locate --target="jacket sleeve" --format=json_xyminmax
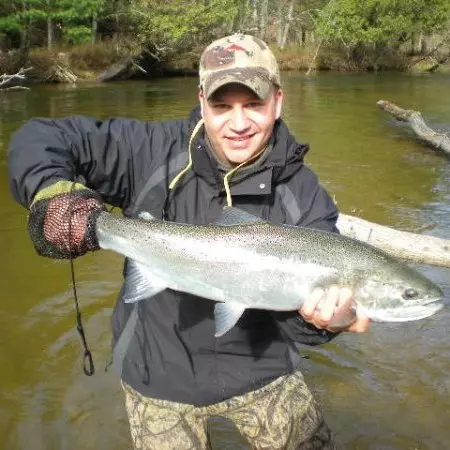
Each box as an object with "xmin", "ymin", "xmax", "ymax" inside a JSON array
[
  {"xmin": 275, "ymin": 312, "xmax": 338, "ymax": 345},
  {"xmin": 7, "ymin": 115, "xmax": 182, "ymax": 210},
  {"xmin": 274, "ymin": 164, "xmax": 341, "ymax": 345}
]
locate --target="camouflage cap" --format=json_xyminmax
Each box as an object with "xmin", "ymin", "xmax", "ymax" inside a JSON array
[{"xmin": 199, "ymin": 33, "xmax": 281, "ymax": 100}]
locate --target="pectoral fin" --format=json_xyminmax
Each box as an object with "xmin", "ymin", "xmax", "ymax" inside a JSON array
[
  {"xmin": 214, "ymin": 302, "xmax": 247, "ymax": 337},
  {"xmin": 123, "ymin": 259, "xmax": 167, "ymax": 303}
]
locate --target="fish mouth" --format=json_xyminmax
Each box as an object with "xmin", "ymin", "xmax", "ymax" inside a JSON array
[{"xmin": 368, "ymin": 298, "xmax": 444, "ymax": 323}]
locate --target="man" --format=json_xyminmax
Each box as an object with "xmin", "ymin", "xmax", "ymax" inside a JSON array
[{"xmin": 8, "ymin": 33, "xmax": 369, "ymax": 449}]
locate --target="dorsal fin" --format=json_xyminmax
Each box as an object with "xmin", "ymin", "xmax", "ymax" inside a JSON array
[
  {"xmin": 213, "ymin": 206, "xmax": 267, "ymax": 226},
  {"xmin": 137, "ymin": 211, "xmax": 156, "ymax": 221}
]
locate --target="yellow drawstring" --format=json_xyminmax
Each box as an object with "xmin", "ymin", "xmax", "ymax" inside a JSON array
[
  {"xmin": 168, "ymin": 117, "xmax": 266, "ymax": 208},
  {"xmin": 169, "ymin": 118, "xmax": 205, "ymax": 190},
  {"xmin": 223, "ymin": 146, "xmax": 266, "ymax": 207}
]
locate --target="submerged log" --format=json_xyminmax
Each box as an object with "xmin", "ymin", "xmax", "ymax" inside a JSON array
[
  {"xmin": 338, "ymin": 213, "xmax": 450, "ymax": 268},
  {"xmin": 377, "ymin": 99, "xmax": 450, "ymax": 157}
]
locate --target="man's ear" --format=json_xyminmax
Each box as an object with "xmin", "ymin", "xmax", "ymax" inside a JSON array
[
  {"xmin": 275, "ymin": 88, "xmax": 284, "ymax": 119},
  {"xmin": 198, "ymin": 89, "xmax": 205, "ymax": 117}
]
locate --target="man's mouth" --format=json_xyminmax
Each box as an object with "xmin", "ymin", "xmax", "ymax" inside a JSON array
[
  {"xmin": 227, "ymin": 134, "xmax": 255, "ymax": 142},
  {"xmin": 226, "ymin": 134, "xmax": 256, "ymax": 149}
]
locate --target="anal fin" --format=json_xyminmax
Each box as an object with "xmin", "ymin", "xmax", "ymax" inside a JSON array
[{"xmin": 214, "ymin": 302, "xmax": 247, "ymax": 337}]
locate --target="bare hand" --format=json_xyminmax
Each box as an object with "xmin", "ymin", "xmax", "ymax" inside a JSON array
[{"xmin": 299, "ymin": 287, "xmax": 370, "ymax": 333}]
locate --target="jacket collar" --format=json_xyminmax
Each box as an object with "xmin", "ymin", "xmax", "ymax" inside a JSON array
[{"xmin": 187, "ymin": 106, "xmax": 309, "ymax": 195}]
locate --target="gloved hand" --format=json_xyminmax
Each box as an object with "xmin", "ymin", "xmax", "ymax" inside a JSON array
[{"xmin": 28, "ymin": 181, "xmax": 106, "ymax": 259}]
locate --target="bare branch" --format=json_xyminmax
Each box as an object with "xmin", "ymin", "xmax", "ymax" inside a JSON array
[
  {"xmin": 305, "ymin": 0, "xmax": 337, "ymax": 76},
  {"xmin": 377, "ymin": 99, "xmax": 450, "ymax": 157},
  {"xmin": 132, "ymin": 62, "xmax": 147, "ymax": 74}
]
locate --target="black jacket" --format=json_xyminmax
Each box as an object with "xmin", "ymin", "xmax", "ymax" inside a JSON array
[{"xmin": 8, "ymin": 107, "xmax": 340, "ymax": 406}]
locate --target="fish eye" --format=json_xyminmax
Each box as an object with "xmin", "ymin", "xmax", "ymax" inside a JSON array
[{"xmin": 403, "ymin": 288, "xmax": 419, "ymax": 300}]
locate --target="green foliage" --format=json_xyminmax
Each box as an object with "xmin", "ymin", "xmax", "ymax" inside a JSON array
[
  {"xmin": 62, "ymin": 25, "xmax": 92, "ymax": 44},
  {"xmin": 317, "ymin": 0, "xmax": 450, "ymax": 47},
  {"xmin": 52, "ymin": 0, "xmax": 104, "ymax": 21},
  {"xmin": 0, "ymin": 15, "xmax": 21, "ymax": 34},
  {"xmin": 0, "ymin": 0, "xmax": 46, "ymax": 34},
  {"xmin": 52, "ymin": 0, "xmax": 105, "ymax": 44},
  {"xmin": 0, "ymin": 0, "xmax": 105, "ymax": 46},
  {"xmin": 131, "ymin": 0, "xmax": 239, "ymax": 58}
]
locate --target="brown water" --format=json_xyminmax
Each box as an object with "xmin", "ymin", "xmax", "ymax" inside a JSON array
[{"xmin": 0, "ymin": 73, "xmax": 449, "ymax": 450}]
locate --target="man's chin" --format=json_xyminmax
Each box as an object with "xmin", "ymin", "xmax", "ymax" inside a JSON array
[{"xmin": 224, "ymin": 149, "xmax": 258, "ymax": 166}]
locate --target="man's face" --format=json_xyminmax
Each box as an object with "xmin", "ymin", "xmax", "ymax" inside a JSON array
[{"xmin": 199, "ymin": 83, "xmax": 284, "ymax": 167}]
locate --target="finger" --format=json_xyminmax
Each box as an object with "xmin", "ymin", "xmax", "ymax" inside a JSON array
[
  {"xmin": 301, "ymin": 288, "xmax": 324, "ymax": 319},
  {"xmin": 317, "ymin": 285, "xmax": 340, "ymax": 323},
  {"xmin": 337, "ymin": 287, "xmax": 352, "ymax": 308},
  {"xmin": 323, "ymin": 287, "xmax": 356, "ymax": 330}
]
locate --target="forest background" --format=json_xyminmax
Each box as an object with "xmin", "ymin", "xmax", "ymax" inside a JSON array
[{"xmin": 1, "ymin": 0, "xmax": 450, "ymax": 83}]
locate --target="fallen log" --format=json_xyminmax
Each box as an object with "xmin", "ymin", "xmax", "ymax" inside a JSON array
[
  {"xmin": 0, "ymin": 67, "xmax": 33, "ymax": 90},
  {"xmin": 97, "ymin": 56, "xmax": 136, "ymax": 82},
  {"xmin": 377, "ymin": 99, "xmax": 450, "ymax": 157},
  {"xmin": 337, "ymin": 213, "xmax": 450, "ymax": 268}
]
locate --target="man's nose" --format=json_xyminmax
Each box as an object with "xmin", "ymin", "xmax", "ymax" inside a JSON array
[{"xmin": 229, "ymin": 107, "xmax": 250, "ymax": 131}]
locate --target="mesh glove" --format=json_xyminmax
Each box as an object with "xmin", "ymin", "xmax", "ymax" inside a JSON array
[{"xmin": 28, "ymin": 181, "xmax": 106, "ymax": 259}]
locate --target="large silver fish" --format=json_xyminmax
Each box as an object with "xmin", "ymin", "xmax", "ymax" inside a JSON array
[{"xmin": 95, "ymin": 207, "xmax": 444, "ymax": 337}]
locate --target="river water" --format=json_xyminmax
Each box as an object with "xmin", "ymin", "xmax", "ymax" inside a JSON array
[{"xmin": 0, "ymin": 73, "xmax": 449, "ymax": 450}]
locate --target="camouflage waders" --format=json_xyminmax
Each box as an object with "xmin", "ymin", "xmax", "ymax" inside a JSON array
[{"xmin": 123, "ymin": 371, "xmax": 336, "ymax": 450}]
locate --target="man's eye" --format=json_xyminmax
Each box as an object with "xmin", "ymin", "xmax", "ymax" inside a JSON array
[
  {"xmin": 211, "ymin": 103, "xmax": 228, "ymax": 110},
  {"xmin": 247, "ymin": 102, "xmax": 263, "ymax": 109}
]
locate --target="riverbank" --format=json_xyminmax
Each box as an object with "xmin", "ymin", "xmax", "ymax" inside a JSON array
[{"xmin": 1, "ymin": 40, "xmax": 449, "ymax": 86}]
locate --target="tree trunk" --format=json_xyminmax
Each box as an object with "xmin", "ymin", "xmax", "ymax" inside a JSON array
[
  {"xmin": 275, "ymin": 1, "xmax": 284, "ymax": 46},
  {"xmin": 259, "ymin": 0, "xmax": 269, "ymax": 40},
  {"xmin": 411, "ymin": 32, "xmax": 423, "ymax": 55},
  {"xmin": 252, "ymin": 0, "xmax": 258, "ymax": 28},
  {"xmin": 337, "ymin": 213, "xmax": 450, "ymax": 268},
  {"xmin": 306, "ymin": 39, "xmax": 323, "ymax": 75},
  {"xmin": 233, "ymin": 0, "xmax": 250, "ymax": 32},
  {"xmin": 47, "ymin": 17, "xmax": 53, "ymax": 51},
  {"xmin": 19, "ymin": 1, "xmax": 30, "ymax": 66},
  {"xmin": 377, "ymin": 99, "xmax": 450, "ymax": 157},
  {"xmin": 19, "ymin": 24, "xmax": 30, "ymax": 65},
  {"xmin": 280, "ymin": 0, "xmax": 294, "ymax": 50},
  {"xmin": 92, "ymin": 13, "xmax": 98, "ymax": 44}
]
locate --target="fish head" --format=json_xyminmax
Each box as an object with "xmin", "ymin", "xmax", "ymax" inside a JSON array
[{"xmin": 353, "ymin": 262, "xmax": 444, "ymax": 322}]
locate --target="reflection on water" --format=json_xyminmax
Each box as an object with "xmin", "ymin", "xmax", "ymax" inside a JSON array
[{"xmin": 0, "ymin": 73, "xmax": 449, "ymax": 449}]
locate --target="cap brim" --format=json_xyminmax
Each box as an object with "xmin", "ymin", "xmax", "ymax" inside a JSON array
[{"xmin": 203, "ymin": 68, "xmax": 273, "ymax": 100}]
